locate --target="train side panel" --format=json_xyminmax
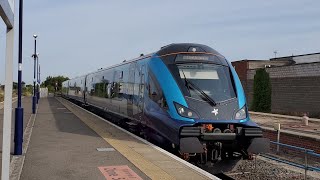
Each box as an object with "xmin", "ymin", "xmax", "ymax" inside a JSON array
[
  {"xmin": 67, "ymin": 76, "xmax": 86, "ymax": 103},
  {"xmin": 84, "ymin": 59, "xmax": 149, "ymax": 124}
]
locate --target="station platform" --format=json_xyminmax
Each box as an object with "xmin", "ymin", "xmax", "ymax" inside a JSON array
[
  {"xmin": 250, "ymin": 111, "xmax": 320, "ymax": 139},
  {"xmin": 0, "ymin": 97, "xmax": 32, "ymax": 173},
  {"xmin": 8, "ymin": 97, "xmax": 218, "ymax": 180},
  {"xmin": 250, "ymin": 111, "xmax": 320, "ymax": 154}
]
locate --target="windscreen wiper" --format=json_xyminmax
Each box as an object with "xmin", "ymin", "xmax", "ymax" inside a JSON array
[
  {"xmin": 181, "ymin": 70, "xmax": 191, "ymax": 94},
  {"xmin": 181, "ymin": 70, "xmax": 217, "ymax": 106}
]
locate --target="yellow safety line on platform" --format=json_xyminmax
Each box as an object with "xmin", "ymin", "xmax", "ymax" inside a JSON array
[{"xmin": 60, "ymin": 98, "xmax": 175, "ymax": 180}]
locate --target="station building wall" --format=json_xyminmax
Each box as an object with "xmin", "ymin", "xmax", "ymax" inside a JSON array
[{"xmin": 233, "ymin": 61, "xmax": 320, "ymax": 118}]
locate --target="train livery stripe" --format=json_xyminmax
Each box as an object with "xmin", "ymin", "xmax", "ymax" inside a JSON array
[{"xmin": 148, "ymin": 57, "xmax": 194, "ymax": 122}]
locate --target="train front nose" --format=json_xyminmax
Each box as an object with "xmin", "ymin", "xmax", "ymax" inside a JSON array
[{"xmin": 179, "ymin": 123, "xmax": 268, "ymax": 159}]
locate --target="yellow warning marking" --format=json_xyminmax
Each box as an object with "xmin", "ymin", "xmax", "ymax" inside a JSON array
[{"xmin": 60, "ymin": 99, "xmax": 175, "ymax": 180}]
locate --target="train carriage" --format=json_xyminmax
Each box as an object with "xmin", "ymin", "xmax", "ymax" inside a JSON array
[{"xmin": 62, "ymin": 43, "xmax": 268, "ymax": 161}]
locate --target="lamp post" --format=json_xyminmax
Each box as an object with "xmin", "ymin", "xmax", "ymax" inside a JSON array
[
  {"xmin": 274, "ymin": 50, "xmax": 278, "ymax": 59},
  {"xmin": 36, "ymin": 53, "xmax": 40, "ymax": 103},
  {"xmin": 32, "ymin": 34, "xmax": 37, "ymax": 114},
  {"xmin": 14, "ymin": 0, "xmax": 24, "ymax": 155},
  {"xmin": 38, "ymin": 63, "xmax": 41, "ymax": 98}
]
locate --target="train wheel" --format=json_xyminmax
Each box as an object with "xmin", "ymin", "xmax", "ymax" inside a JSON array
[
  {"xmin": 210, "ymin": 149, "xmax": 219, "ymax": 163},
  {"xmin": 221, "ymin": 150, "xmax": 227, "ymax": 160},
  {"xmin": 181, "ymin": 153, "xmax": 190, "ymax": 161},
  {"xmin": 241, "ymin": 150, "xmax": 254, "ymax": 160},
  {"xmin": 143, "ymin": 128, "xmax": 151, "ymax": 141}
]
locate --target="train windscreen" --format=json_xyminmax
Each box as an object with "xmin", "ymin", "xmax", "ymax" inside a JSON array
[{"xmin": 175, "ymin": 63, "xmax": 236, "ymax": 103}]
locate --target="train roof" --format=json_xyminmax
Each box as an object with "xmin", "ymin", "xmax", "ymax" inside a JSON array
[
  {"xmin": 156, "ymin": 43, "xmax": 223, "ymax": 57},
  {"xmin": 67, "ymin": 43, "xmax": 225, "ymax": 80}
]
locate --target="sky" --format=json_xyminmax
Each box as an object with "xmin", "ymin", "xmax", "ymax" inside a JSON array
[{"xmin": 0, "ymin": 0, "xmax": 320, "ymax": 84}]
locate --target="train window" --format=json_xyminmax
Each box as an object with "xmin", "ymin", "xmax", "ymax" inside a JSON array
[
  {"xmin": 176, "ymin": 63, "xmax": 236, "ymax": 102},
  {"xmin": 119, "ymin": 71, "xmax": 123, "ymax": 79},
  {"xmin": 149, "ymin": 75, "xmax": 159, "ymax": 100},
  {"xmin": 106, "ymin": 84, "xmax": 112, "ymax": 98},
  {"xmin": 94, "ymin": 82, "xmax": 106, "ymax": 97},
  {"xmin": 148, "ymin": 73, "xmax": 167, "ymax": 108}
]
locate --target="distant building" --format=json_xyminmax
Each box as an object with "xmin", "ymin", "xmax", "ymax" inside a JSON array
[
  {"xmin": 231, "ymin": 52, "xmax": 320, "ymax": 118},
  {"xmin": 270, "ymin": 52, "xmax": 320, "ymax": 64},
  {"xmin": 231, "ymin": 59, "xmax": 292, "ymax": 83}
]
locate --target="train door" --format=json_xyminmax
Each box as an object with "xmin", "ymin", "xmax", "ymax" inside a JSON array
[
  {"xmin": 138, "ymin": 64, "xmax": 146, "ymax": 122},
  {"xmin": 127, "ymin": 63, "xmax": 135, "ymax": 117},
  {"xmin": 112, "ymin": 70, "xmax": 118, "ymax": 113},
  {"xmin": 84, "ymin": 76, "xmax": 87, "ymax": 103}
]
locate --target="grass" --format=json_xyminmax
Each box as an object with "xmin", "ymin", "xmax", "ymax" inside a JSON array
[
  {"xmin": 0, "ymin": 89, "xmax": 26, "ymax": 102},
  {"xmin": 0, "ymin": 90, "xmax": 3, "ymax": 102}
]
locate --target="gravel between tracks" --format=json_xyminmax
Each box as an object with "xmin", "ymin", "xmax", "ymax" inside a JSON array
[{"xmin": 228, "ymin": 156, "xmax": 320, "ymax": 180}]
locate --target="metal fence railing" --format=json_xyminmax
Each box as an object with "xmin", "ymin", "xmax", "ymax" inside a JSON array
[{"xmin": 261, "ymin": 141, "xmax": 320, "ymax": 180}]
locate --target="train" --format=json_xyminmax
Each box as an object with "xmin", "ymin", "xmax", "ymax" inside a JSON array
[{"xmin": 62, "ymin": 43, "xmax": 268, "ymax": 162}]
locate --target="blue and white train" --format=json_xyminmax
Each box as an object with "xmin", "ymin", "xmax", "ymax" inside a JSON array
[{"xmin": 62, "ymin": 43, "xmax": 267, "ymax": 161}]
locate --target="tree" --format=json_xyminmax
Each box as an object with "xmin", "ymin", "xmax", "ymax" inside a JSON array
[
  {"xmin": 41, "ymin": 76, "xmax": 69, "ymax": 93},
  {"xmin": 251, "ymin": 68, "xmax": 271, "ymax": 112},
  {"xmin": 22, "ymin": 84, "xmax": 33, "ymax": 96},
  {"xmin": 13, "ymin": 82, "xmax": 18, "ymax": 90}
]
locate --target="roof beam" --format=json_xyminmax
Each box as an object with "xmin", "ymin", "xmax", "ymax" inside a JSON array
[{"xmin": 0, "ymin": 0, "xmax": 14, "ymax": 28}]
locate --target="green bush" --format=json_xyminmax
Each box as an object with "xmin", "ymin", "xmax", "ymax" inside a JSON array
[
  {"xmin": 41, "ymin": 75, "xmax": 69, "ymax": 93},
  {"xmin": 251, "ymin": 68, "xmax": 271, "ymax": 112},
  {"xmin": 22, "ymin": 86, "xmax": 33, "ymax": 97}
]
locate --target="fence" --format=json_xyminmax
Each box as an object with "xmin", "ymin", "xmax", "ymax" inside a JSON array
[
  {"xmin": 40, "ymin": 88, "xmax": 48, "ymax": 98},
  {"xmin": 261, "ymin": 141, "xmax": 320, "ymax": 180}
]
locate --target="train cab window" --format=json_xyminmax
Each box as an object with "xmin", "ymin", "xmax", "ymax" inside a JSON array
[{"xmin": 148, "ymin": 74, "xmax": 168, "ymax": 109}]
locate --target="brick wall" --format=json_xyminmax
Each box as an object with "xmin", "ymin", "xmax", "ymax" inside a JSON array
[
  {"xmin": 232, "ymin": 61, "xmax": 248, "ymax": 81},
  {"xmin": 246, "ymin": 62, "xmax": 320, "ymax": 117},
  {"xmin": 263, "ymin": 129, "xmax": 320, "ymax": 154}
]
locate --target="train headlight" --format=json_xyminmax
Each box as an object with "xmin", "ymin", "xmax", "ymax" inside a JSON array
[
  {"xmin": 235, "ymin": 105, "xmax": 247, "ymax": 120},
  {"xmin": 174, "ymin": 102, "xmax": 199, "ymax": 119},
  {"xmin": 178, "ymin": 107, "xmax": 185, "ymax": 114}
]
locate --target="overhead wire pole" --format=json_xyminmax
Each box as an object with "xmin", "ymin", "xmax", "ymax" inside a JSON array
[{"xmin": 14, "ymin": 0, "xmax": 24, "ymax": 155}]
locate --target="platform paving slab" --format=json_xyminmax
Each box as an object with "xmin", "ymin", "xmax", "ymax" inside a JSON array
[
  {"xmin": 250, "ymin": 112, "xmax": 320, "ymax": 138},
  {"xmin": 20, "ymin": 97, "xmax": 150, "ymax": 180},
  {"xmin": 57, "ymin": 97, "xmax": 216, "ymax": 180}
]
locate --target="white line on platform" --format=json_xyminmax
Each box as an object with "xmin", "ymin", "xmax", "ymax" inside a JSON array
[{"xmin": 62, "ymin": 98, "xmax": 220, "ymax": 180}]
